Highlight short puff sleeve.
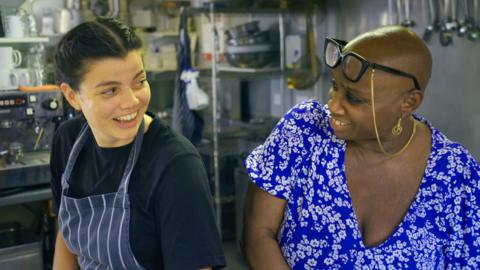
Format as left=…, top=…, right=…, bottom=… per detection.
left=245, top=100, right=326, bottom=200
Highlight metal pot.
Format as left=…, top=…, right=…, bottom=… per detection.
left=225, top=21, right=260, bottom=39
left=227, top=31, right=270, bottom=46
left=225, top=43, right=273, bottom=68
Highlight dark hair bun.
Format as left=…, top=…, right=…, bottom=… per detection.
left=55, top=17, right=143, bottom=90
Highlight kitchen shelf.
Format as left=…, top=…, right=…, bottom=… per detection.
left=187, top=67, right=281, bottom=78
left=146, top=67, right=284, bottom=80
left=185, top=7, right=307, bottom=15
left=183, top=5, right=291, bottom=236
left=139, top=31, right=179, bottom=39
left=0, top=37, right=49, bottom=44
left=0, top=151, right=50, bottom=172
left=0, top=186, right=51, bottom=207
left=180, top=5, right=318, bottom=238
left=217, top=65, right=281, bottom=73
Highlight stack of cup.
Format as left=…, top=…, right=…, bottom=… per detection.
left=1, top=7, right=29, bottom=38
left=0, top=47, right=22, bottom=91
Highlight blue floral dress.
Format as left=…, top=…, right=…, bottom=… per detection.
left=245, top=99, right=480, bottom=269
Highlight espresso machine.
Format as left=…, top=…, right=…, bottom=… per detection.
left=0, top=89, right=66, bottom=269
left=0, top=90, right=64, bottom=190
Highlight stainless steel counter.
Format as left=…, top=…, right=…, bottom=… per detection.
left=0, top=187, right=51, bottom=208
left=0, top=151, right=51, bottom=190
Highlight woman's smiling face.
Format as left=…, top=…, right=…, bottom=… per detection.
left=64, top=50, right=150, bottom=147
left=326, top=32, right=425, bottom=143
left=328, top=66, right=407, bottom=142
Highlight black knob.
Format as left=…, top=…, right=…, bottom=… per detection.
left=42, top=98, right=59, bottom=111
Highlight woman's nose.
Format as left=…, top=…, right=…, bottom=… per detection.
left=327, top=88, right=345, bottom=115
left=120, top=88, right=140, bottom=108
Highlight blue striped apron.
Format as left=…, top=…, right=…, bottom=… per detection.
left=58, top=121, right=145, bottom=270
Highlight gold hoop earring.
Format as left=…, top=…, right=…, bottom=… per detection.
left=392, top=117, right=403, bottom=136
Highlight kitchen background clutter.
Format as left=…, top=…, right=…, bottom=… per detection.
left=224, top=21, right=275, bottom=69
left=316, top=0, right=480, bottom=160
left=0, top=1, right=99, bottom=269
left=0, top=0, right=479, bottom=269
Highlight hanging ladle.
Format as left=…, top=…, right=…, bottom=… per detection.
left=440, top=0, right=454, bottom=46
left=401, top=0, right=416, bottom=27
left=458, top=0, right=469, bottom=37
left=396, top=0, right=403, bottom=24
left=467, top=0, right=479, bottom=41
left=423, top=0, right=437, bottom=41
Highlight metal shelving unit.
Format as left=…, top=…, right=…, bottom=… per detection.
left=185, top=7, right=309, bottom=15
left=0, top=187, right=51, bottom=208
left=193, top=4, right=289, bottom=234
left=0, top=37, right=49, bottom=44
left=184, top=5, right=318, bottom=235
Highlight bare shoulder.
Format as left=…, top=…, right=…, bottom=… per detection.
left=414, top=120, right=432, bottom=159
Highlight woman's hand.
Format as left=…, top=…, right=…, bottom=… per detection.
left=243, top=182, right=290, bottom=270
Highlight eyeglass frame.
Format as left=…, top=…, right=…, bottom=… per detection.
left=324, top=37, right=422, bottom=90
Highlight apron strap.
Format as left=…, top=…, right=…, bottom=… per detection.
left=61, top=119, right=145, bottom=196
left=61, top=123, right=90, bottom=191
left=117, top=120, right=145, bottom=195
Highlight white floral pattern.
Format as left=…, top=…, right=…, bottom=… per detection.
left=245, top=99, right=480, bottom=269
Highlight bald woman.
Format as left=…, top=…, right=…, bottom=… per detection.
left=243, top=26, right=480, bottom=269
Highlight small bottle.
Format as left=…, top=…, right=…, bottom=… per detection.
left=26, top=14, right=38, bottom=37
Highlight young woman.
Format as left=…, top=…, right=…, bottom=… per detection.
left=50, top=17, right=225, bottom=269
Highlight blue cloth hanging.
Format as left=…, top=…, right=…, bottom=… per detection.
left=172, top=8, right=204, bottom=145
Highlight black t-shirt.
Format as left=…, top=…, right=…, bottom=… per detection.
left=50, top=115, right=226, bottom=270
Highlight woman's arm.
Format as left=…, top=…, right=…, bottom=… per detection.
left=243, top=182, right=290, bottom=270
left=156, top=154, right=226, bottom=269
left=53, top=231, right=79, bottom=270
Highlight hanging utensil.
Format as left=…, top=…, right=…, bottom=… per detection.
left=401, top=0, right=416, bottom=27
left=462, top=0, right=476, bottom=38
left=423, top=0, right=436, bottom=41
left=450, top=0, right=459, bottom=31
left=440, top=0, right=454, bottom=46
left=467, top=0, right=479, bottom=41
left=388, top=0, right=395, bottom=25
left=396, top=0, right=403, bottom=24
left=458, top=0, right=469, bottom=36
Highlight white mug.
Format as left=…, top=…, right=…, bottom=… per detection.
left=40, top=15, right=55, bottom=36
left=54, top=8, right=82, bottom=34
left=4, top=15, right=26, bottom=38
left=12, top=68, right=31, bottom=87
left=0, top=70, right=18, bottom=90
left=55, top=8, right=73, bottom=34
left=0, top=47, right=22, bottom=70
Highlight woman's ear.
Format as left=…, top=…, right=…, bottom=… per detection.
left=401, top=89, right=423, bottom=115
left=60, top=82, right=82, bottom=111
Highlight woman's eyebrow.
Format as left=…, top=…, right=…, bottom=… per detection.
left=133, top=70, right=146, bottom=79
left=95, top=80, right=121, bottom=88
left=94, top=70, right=146, bottom=88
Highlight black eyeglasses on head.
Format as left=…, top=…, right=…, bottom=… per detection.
left=324, top=37, right=421, bottom=90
